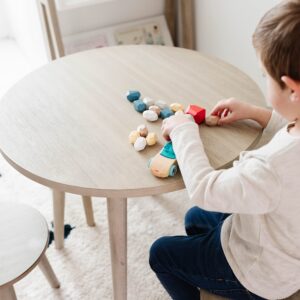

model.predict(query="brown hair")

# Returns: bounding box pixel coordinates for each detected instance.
[252,0,300,89]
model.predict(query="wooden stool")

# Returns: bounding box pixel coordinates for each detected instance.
[0,202,60,299]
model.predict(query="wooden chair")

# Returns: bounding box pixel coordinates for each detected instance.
[164,0,195,49]
[0,202,59,299]
[37,0,65,61]
[36,0,95,230]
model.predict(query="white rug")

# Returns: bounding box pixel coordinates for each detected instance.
[0,155,192,300]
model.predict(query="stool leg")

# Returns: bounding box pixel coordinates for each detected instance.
[82,196,95,226]
[53,189,65,249]
[0,285,17,300]
[39,254,60,288]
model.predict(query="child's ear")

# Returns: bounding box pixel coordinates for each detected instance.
[281,76,300,102]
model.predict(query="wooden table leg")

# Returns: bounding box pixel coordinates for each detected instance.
[52,189,65,249]
[82,196,95,226]
[107,197,127,300]
[0,285,17,300]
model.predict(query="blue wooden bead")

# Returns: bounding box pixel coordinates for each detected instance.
[160,107,174,119]
[126,90,141,102]
[134,99,147,113]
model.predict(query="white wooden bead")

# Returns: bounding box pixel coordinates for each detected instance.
[128,130,140,144]
[134,136,147,151]
[149,105,161,116]
[137,124,148,137]
[155,100,168,109]
[143,110,159,122]
[143,97,155,107]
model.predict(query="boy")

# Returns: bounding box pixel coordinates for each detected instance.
[149,1,300,299]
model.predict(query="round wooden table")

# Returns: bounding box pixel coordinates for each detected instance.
[0,45,264,300]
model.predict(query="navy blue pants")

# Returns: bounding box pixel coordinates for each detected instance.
[149,206,266,300]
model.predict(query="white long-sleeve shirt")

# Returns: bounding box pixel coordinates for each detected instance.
[170,111,300,299]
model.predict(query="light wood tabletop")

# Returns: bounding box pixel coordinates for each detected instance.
[0,45,265,300]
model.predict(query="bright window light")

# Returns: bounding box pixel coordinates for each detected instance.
[55,0,116,10]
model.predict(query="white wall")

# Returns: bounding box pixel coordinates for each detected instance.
[58,0,164,36]
[0,1,10,38]
[3,0,48,67]
[195,0,282,94]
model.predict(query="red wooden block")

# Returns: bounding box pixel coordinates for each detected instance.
[185,105,206,124]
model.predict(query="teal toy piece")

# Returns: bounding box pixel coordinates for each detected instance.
[126,90,141,102]
[160,141,176,159]
[134,99,147,113]
[160,107,174,119]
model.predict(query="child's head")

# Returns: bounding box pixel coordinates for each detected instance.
[253,0,300,89]
[253,0,300,122]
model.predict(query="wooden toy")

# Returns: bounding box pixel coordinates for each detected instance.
[134,136,147,151]
[170,103,184,112]
[149,105,161,116]
[146,132,157,146]
[133,99,147,113]
[185,104,206,124]
[155,100,168,109]
[137,124,148,137]
[205,115,220,126]
[148,141,178,178]
[143,110,159,122]
[128,130,140,144]
[143,97,155,107]
[160,107,174,119]
[126,90,141,102]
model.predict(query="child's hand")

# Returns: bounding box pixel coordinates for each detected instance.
[161,115,192,141]
[210,98,255,125]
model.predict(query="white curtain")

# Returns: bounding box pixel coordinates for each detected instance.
[2,0,47,66]
[0,2,10,39]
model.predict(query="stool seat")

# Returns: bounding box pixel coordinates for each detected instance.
[0,202,59,299]
[0,203,48,287]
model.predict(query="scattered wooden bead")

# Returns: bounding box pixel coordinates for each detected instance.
[155,100,168,109]
[160,107,174,119]
[143,97,155,107]
[128,130,140,144]
[146,132,157,146]
[126,90,141,102]
[143,110,159,122]
[137,124,148,137]
[134,137,147,151]
[205,115,220,126]
[170,103,184,112]
[133,99,147,113]
[148,105,161,116]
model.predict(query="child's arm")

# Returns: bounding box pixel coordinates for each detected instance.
[210,98,272,127]
[168,121,281,214]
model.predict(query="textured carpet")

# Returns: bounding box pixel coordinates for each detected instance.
[0,154,192,300]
